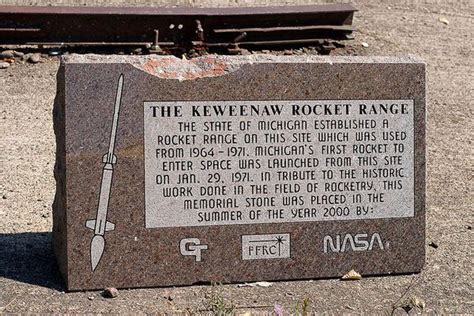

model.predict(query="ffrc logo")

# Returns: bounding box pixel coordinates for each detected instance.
[323,233,386,253]
[242,234,291,260]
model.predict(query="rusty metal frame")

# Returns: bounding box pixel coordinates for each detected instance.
[0,4,357,53]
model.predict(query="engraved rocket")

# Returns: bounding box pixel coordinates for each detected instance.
[85,74,123,272]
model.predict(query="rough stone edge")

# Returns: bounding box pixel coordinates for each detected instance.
[420,61,427,271]
[52,62,68,288]
[61,53,425,64]
[60,54,425,80]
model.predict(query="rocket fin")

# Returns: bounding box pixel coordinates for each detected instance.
[105,221,115,231]
[85,219,96,230]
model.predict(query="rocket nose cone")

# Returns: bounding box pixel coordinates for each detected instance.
[90,235,105,271]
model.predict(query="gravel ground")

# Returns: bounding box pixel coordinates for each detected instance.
[0,2,473,314]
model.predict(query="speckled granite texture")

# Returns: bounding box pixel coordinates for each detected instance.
[53,54,425,291]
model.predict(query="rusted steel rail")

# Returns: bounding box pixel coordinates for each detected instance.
[0,4,356,53]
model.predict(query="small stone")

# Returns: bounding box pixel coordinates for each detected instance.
[411,296,425,310]
[0,62,10,69]
[467,225,472,230]
[255,281,272,287]
[87,295,94,300]
[0,50,15,59]
[361,42,369,48]
[28,54,41,64]
[341,269,362,280]
[2,194,7,199]
[397,296,426,313]
[438,17,449,25]
[237,283,252,287]
[102,287,119,298]
[13,51,24,57]
[237,281,272,288]
[132,48,142,55]
[429,241,439,249]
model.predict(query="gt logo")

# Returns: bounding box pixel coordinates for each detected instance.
[180,238,208,262]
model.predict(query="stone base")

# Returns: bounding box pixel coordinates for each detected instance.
[53,55,425,290]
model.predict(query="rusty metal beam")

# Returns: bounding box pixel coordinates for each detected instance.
[0,4,356,15]
[213,25,355,33]
[0,4,357,53]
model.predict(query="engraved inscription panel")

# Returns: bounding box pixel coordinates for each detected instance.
[144,100,414,228]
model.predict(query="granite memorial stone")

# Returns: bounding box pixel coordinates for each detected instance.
[53,55,425,290]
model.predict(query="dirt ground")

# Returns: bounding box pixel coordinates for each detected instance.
[0,1,473,314]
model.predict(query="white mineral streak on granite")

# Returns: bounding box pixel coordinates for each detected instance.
[62,54,424,81]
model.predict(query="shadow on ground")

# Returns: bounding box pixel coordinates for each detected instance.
[0,232,64,290]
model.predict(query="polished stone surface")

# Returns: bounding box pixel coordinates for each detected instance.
[53,54,425,290]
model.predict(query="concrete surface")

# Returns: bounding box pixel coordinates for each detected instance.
[0,1,473,314]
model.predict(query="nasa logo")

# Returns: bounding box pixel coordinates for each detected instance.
[323,233,387,253]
